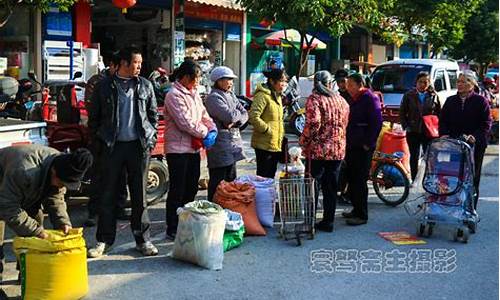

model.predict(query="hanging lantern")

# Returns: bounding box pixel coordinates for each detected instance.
[112,0,136,14]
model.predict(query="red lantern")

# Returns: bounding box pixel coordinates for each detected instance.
[112,0,136,13]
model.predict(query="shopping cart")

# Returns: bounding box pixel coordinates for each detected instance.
[277,143,316,246]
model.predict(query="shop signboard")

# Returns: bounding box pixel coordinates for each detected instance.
[174,0,185,68]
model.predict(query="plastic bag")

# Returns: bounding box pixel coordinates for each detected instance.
[13,228,88,300]
[224,209,244,231]
[236,175,277,227]
[214,181,266,236]
[172,200,226,270]
[223,227,245,252]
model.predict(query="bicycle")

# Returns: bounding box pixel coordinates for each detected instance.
[370,151,411,207]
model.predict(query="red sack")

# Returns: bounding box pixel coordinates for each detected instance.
[214,181,266,236]
[422,115,439,138]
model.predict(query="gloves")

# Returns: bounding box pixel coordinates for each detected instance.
[203,130,218,148]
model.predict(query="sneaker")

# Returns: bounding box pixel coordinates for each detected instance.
[345,217,368,226]
[315,221,334,232]
[87,242,112,258]
[341,210,355,218]
[136,241,159,256]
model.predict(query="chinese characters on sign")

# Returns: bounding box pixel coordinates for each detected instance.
[310,248,457,274]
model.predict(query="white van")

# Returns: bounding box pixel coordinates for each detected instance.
[371,59,460,109]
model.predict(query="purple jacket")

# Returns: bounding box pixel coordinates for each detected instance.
[439,92,492,149]
[346,89,383,150]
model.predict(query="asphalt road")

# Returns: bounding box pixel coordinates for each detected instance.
[1,131,498,300]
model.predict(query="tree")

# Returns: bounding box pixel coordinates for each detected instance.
[237,0,398,77]
[448,0,499,76]
[388,0,482,57]
[0,0,78,28]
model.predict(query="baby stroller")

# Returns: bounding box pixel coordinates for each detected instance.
[407,137,479,243]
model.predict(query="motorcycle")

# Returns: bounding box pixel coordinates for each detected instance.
[0,76,36,120]
[148,67,170,106]
[283,76,306,135]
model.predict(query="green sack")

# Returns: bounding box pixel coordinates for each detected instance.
[223,226,245,252]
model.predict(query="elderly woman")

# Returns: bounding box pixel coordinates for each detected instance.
[400,71,441,181]
[342,73,383,226]
[164,60,217,239]
[205,66,248,201]
[299,71,350,232]
[439,71,492,209]
[249,68,287,178]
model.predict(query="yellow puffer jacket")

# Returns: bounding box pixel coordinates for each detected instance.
[249,83,284,152]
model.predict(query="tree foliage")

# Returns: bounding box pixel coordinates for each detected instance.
[448,0,499,74]
[0,0,78,27]
[237,0,398,76]
[388,0,482,57]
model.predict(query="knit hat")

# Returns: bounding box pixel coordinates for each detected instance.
[52,148,93,191]
[210,66,237,82]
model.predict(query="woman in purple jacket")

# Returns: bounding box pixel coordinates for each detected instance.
[439,71,492,209]
[342,73,383,226]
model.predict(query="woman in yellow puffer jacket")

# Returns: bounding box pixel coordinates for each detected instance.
[249,68,287,178]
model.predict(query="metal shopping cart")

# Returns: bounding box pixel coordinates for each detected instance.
[277,143,316,246]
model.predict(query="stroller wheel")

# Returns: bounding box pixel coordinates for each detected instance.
[454,227,470,243]
[466,222,477,234]
[416,223,426,237]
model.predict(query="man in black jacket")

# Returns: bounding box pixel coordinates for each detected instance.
[87,47,159,258]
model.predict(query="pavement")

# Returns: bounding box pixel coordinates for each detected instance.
[1,130,499,300]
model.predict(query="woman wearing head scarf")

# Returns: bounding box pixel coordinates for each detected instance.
[439,71,492,209]
[299,71,350,232]
[204,66,248,201]
[400,71,441,181]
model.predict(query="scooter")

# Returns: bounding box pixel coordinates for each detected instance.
[283,76,306,135]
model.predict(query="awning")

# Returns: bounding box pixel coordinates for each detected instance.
[187,0,243,10]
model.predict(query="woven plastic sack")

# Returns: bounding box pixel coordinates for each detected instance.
[13,228,88,300]
[223,226,245,252]
[236,175,277,227]
[214,180,266,236]
[172,200,226,270]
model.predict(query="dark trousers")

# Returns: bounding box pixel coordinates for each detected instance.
[255,149,281,178]
[407,132,430,181]
[310,160,342,224]
[473,146,486,209]
[208,164,237,202]
[345,147,373,220]
[88,146,128,218]
[96,140,151,245]
[166,153,201,232]
[0,222,4,284]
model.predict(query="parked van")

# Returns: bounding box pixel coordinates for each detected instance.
[371,59,460,109]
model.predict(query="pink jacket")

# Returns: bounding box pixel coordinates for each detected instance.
[164,81,216,154]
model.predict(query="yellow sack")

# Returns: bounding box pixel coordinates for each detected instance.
[13,228,88,300]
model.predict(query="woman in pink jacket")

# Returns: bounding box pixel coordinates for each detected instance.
[163,60,217,239]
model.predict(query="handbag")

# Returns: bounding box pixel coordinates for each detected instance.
[422,115,439,138]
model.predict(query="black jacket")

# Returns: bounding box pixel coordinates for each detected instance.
[88,75,158,152]
[400,88,441,134]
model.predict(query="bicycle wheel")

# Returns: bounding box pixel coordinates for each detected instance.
[372,163,410,206]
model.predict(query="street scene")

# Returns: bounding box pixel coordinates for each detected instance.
[0,0,499,299]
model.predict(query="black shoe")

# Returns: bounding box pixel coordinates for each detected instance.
[346,217,367,226]
[341,210,355,218]
[117,208,131,221]
[315,221,334,232]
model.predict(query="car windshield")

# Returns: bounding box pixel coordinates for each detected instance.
[371,64,432,93]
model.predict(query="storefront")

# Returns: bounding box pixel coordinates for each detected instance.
[0,7,41,79]
[90,0,173,76]
[176,0,245,94]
